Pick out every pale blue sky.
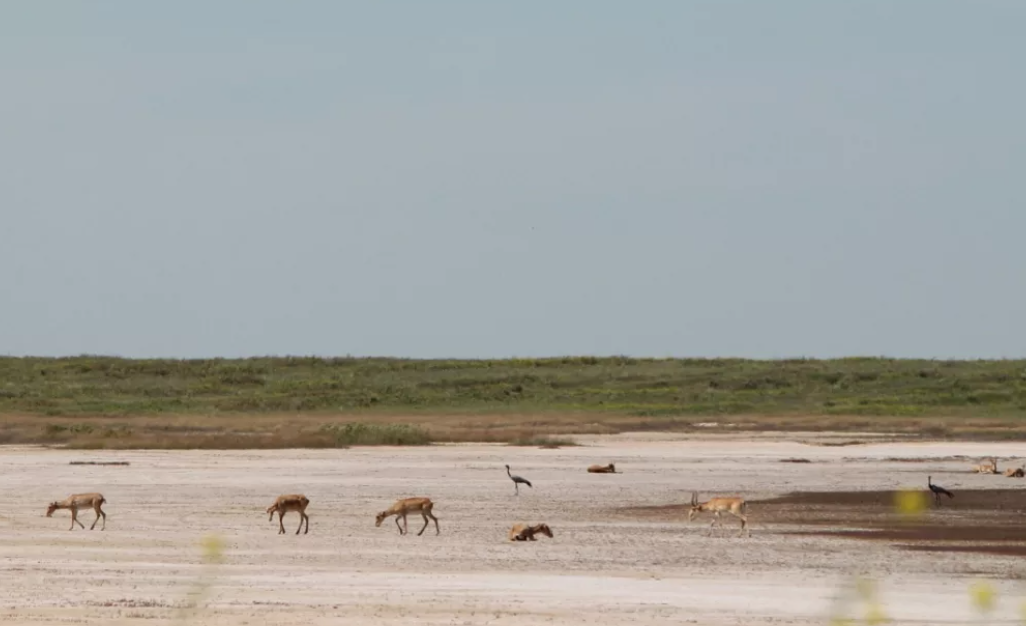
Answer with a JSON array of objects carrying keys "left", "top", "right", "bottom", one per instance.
[{"left": 2, "top": 2, "right": 1023, "bottom": 359}]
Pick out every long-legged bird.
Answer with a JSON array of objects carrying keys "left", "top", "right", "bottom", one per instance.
[
  {"left": 506, "top": 464, "right": 532, "bottom": 495},
  {"left": 927, "top": 475, "right": 954, "bottom": 506}
]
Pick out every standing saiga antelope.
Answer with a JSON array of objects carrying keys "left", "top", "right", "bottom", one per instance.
[
  {"left": 375, "top": 497, "right": 440, "bottom": 536},
  {"left": 687, "top": 491, "right": 749, "bottom": 538},
  {"left": 46, "top": 492, "right": 107, "bottom": 531},
  {"left": 266, "top": 494, "right": 310, "bottom": 535}
]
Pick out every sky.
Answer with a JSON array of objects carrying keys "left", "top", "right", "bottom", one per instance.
[{"left": 1, "top": 1, "right": 1024, "bottom": 360}]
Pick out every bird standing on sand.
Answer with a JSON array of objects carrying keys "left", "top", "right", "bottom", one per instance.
[
  {"left": 506, "top": 464, "right": 532, "bottom": 495},
  {"left": 927, "top": 475, "right": 954, "bottom": 505}
]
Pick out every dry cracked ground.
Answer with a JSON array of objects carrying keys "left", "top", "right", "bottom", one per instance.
[{"left": 3, "top": 432, "right": 1026, "bottom": 625}]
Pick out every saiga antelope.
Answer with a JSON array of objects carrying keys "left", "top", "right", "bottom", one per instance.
[
  {"left": 973, "top": 458, "right": 999, "bottom": 474},
  {"left": 688, "top": 491, "right": 749, "bottom": 537},
  {"left": 266, "top": 494, "right": 310, "bottom": 535},
  {"left": 587, "top": 463, "right": 617, "bottom": 474},
  {"left": 375, "top": 497, "right": 440, "bottom": 536},
  {"left": 508, "top": 523, "right": 554, "bottom": 541},
  {"left": 46, "top": 492, "right": 107, "bottom": 531},
  {"left": 1006, "top": 466, "right": 1026, "bottom": 478}
]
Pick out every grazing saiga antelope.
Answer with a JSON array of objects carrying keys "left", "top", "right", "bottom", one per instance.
[
  {"left": 973, "top": 458, "right": 999, "bottom": 474},
  {"left": 266, "top": 494, "right": 310, "bottom": 535},
  {"left": 586, "top": 463, "right": 618, "bottom": 474},
  {"left": 46, "top": 492, "right": 107, "bottom": 531},
  {"left": 687, "top": 491, "right": 749, "bottom": 538},
  {"left": 508, "top": 523, "right": 554, "bottom": 541},
  {"left": 375, "top": 497, "right": 440, "bottom": 536}
]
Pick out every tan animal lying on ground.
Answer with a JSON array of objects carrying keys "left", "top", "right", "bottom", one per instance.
[
  {"left": 587, "top": 463, "right": 618, "bottom": 474},
  {"left": 46, "top": 492, "right": 107, "bottom": 531},
  {"left": 508, "top": 523, "right": 554, "bottom": 541},
  {"left": 1005, "top": 466, "right": 1025, "bottom": 478},
  {"left": 973, "top": 458, "right": 999, "bottom": 474},
  {"left": 375, "top": 497, "right": 440, "bottom": 536},
  {"left": 267, "top": 494, "right": 310, "bottom": 535}
]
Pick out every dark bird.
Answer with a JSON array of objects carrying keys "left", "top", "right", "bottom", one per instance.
[
  {"left": 506, "top": 464, "right": 533, "bottom": 495},
  {"left": 927, "top": 475, "right": 954, "bottom": 505}
]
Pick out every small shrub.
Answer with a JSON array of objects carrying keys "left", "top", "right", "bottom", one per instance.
[
  {"left": 507, "top": 435, "right": 578, "bottom": 448},
  {"left": 319, "top": 422, "right": 432, "bottom": 446}
]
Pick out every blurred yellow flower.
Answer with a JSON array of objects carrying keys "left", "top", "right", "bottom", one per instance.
[
  {"left": 200, "top": 534, "right": 226, "bottom": 564},
  {"left": 864, "top": 602, "right": 889, "bottom": 625},
  {"left": 855, "top": 577, "right": 876, "bottom": 599},
  {"left": 969, "top": 580, "right": 996, "bottom": 613},
  {"left": 894, "top": 488, "right": 928, "bottom": 518}
]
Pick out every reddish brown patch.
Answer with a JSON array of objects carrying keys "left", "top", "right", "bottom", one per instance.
[{"left": 615, "top": 488, "right": 1026, "bottom": 556}]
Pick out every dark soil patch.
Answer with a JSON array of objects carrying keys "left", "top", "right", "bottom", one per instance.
[
  {"left": 880, "top": 456, "right": 972, "bottom": 463},
  {"left": 616, "top": 488, "right": 1026, "bottom": 556},
  {"left": 899, "top": 544, "right": 1026, "bottom": 557},
  {"left": 756, "top": 488, "right": 1026, "bottom": 512},
  {"left": 69, "top": 461, "right": 131, "bottom": 466},
  {"left": 786, "top": 525, "right": 1026, "bottom": 542}
]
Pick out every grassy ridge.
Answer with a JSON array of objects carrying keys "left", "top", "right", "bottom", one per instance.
[
  {"left": 2, "top": 355, "right": 1024, "bottom": 416},
  {"left": 1, "top": 356, "right": 1025, "bottom": 447}
]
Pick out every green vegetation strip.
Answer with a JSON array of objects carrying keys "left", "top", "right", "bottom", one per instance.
[
  {"left": 1, "top": 356, "right": 1025, "bottom": 448},
  {"left": 1, "top": 355, "right": 1023, "bottom": 416}
]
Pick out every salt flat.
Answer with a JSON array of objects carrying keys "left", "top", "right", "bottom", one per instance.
[{"left": 2, "top": 435, "right": 1025, "bottom": 625}]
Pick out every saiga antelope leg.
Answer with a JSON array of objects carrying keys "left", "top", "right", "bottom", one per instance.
[
  {"left": 727, "top": 511, "right": 748, "bottom": 537},
  {"left": 90, "top": 506, "right": 105, "bottom": 530},
  {"left": 394, "top": 516, "right": 404, "bottom": 535},
  {"left": 707, "top": 512, "right": 719, "bottom": 536},
  {"left": 278, "top": 511, "right": 286, "bottom": 534}
]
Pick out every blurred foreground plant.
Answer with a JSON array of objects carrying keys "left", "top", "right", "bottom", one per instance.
[
  {"left": 827, "top": 576, "right": 890, "bottom": 625},
  {"left": 893, "top": 487, "right": 928, "bottom": 520},
  {"left": 969, "top": 579, "right": 997, "bottom": 615},
  {"left": 823, "top": 488, "right": 1024, "bottom": 625},
  {"left": 172, "top": 534, "right": 226, "bottom": 624}
]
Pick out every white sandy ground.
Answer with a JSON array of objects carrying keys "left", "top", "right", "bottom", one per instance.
[{"left": 2, "top": 433, "right": 1026, "bottom": 625}]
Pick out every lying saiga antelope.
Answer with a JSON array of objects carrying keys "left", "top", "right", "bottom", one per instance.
[
  {"left": 688, "top": 491, "right": 749, "bottom": 538},
  {"left": 973, "top": 458, "right": 999, "bottom": 474},
  {"left": 586, "top": 463, "right": 618, "bottom": 474},
  {"left": 508, "top": 523, "right": 554, "bottom": 541},
  {"left": 46, "top": 492, "right": 107, "bottom": 531}
]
